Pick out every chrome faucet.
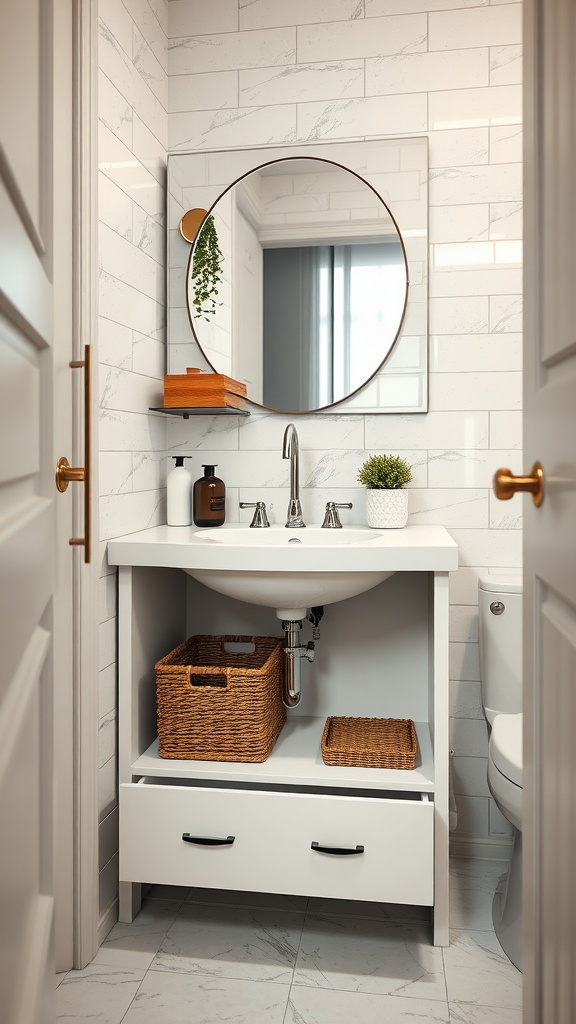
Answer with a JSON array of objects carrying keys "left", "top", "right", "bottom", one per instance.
[
  {"left": 282, "top": 423, "right": 305, "bottom": 528},
  {"left": 321, "top": 501, "right": 353, "bottom": 528},
  {"left": 239, "top": 501, "right": 270, "bottom": 528}
]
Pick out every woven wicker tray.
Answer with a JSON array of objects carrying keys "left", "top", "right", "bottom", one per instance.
[{"left": 321, "top": 716, "right": 418, "bottom": 770}]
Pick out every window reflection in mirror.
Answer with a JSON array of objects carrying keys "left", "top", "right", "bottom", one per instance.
[{"left": 263, "top": 241, "right": 406, "bottom": 410}]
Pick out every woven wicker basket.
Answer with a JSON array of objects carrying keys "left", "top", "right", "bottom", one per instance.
[
  {"left": 155, "top": 635, "right": 285, "bottom": 762},
  {"left": 321, "top": 716, "right": 418, "bottom": 770}
]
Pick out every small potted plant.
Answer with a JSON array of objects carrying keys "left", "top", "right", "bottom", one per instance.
[{"left": 357, "top": 454, "right": 413, "bottom": 529}]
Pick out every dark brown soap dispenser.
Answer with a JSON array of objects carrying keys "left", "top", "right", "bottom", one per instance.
[{"left": 193, "top": 464, "right": 226, "bottom": 527}]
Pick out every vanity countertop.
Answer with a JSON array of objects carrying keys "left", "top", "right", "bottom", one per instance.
[{"left": 107, "top": 523, "right": 458, "bottom": 573}]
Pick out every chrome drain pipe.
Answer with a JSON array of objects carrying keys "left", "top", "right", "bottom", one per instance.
[{"left": 281, "top": 619, "right": 315, "bottom": 707}]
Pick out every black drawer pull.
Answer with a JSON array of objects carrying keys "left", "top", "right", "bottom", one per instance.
[
  {"left": 311, "top": 842, "right": 364, "bottom": 856},
  {"left": 182, "top": 833, "right": 235, "bottom": 846}
]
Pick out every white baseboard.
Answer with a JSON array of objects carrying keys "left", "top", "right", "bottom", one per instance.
[
  {"left": 450, "top": 834, "right": 513, "bottom": 860},
  {"left": 98, "top": 897, "right": 118, "bottom": 947}
]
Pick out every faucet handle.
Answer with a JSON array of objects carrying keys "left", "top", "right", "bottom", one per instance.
[
  {"left": 321, "top": 501, "right": 353, "bottom": 529},
  {"left": 239, "top": 501, "right": 270, "bottom": 528}
]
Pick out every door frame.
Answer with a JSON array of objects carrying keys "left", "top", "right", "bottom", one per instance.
[
  {"left": 67, "top": 0, "right": 100, "bottom": 970},
  {"left": 522, "top": 0, "right": 576, "bottom": 1016}
]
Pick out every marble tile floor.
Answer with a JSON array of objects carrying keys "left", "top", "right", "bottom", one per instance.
[{"left": 56, "top": 857, "right": 522, "bottom": 1023}]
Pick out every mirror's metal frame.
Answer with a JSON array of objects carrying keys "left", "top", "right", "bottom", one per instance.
[{"left": 167, "top": 138, "right": 428, "bottom": 415}]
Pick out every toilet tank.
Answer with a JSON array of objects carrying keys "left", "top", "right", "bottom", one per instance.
[{"left": 478, "top": 574, "right": 523, "bottom": 725}]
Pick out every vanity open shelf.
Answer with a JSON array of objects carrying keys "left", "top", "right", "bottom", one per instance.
[
  {"left": 131, "top": 717, "right": 434, "bottom": 792},
  {"left": 108, "top": 524, "right": 457, "bottom": 946}
]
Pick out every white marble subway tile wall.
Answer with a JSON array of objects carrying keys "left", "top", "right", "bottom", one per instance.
[
  {"left": 97, "top": 0, "right": 169, "bottom": 939},
  {"left": 166, "top": 0, "right": 522, "bottom": 854}
]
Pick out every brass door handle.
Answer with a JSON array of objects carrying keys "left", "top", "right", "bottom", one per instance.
[
  {"left": 493, "top": 461, "right": 544, "bottom": 507},
  {"left": 55, "top": 344, "right": 92, "bottom": 561},
  {"left": 55, "top": 457, "right": 85, "bottom": 491}
]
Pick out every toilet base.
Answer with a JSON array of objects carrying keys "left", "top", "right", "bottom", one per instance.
[{"left": 492, "top": 827, "right": 522, "bottom": 971}]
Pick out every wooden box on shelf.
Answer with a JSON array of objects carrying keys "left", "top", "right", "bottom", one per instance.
[{"left": 163, "top": 367, "right": 247, "bottom": 410}]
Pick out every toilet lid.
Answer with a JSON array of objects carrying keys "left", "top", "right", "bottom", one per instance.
[
  {"left": 478, "top": 573, "right": 523, "bottom": 594},
  {"left": 490, "top": 713, "right": 523, "bottom": 787}
]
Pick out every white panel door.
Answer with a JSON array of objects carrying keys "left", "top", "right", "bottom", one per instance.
[
  {"left": 522, "top": 0, "right": 576, "bottom": 1020},
  {"left": 0, "top": 0, "right": 75, "bottom": 1018}
]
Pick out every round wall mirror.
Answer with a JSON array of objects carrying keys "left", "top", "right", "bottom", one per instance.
[{"left": 185, "top": 157, "right": 409, "bottom": 415}]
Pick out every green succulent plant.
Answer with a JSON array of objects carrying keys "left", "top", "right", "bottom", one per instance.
[
  {"left": 191, "top": 215, "right": 224, "bottom": 320},
  {"left": 357, "top": 454, "right": 413, "bottom": 489}
]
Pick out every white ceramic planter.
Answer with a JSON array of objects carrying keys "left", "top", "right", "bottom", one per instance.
[{"left": 365, "top": 488, "right": 408, "bottom": 529}]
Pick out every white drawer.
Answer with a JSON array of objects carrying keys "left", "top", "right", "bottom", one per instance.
[{"left": 120, "top": 782, "right": 434, "bottom": 906}]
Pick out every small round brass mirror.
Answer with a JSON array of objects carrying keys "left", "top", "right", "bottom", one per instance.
[{"left": 179, "top": 208, "right": 208, "bottom": 243}]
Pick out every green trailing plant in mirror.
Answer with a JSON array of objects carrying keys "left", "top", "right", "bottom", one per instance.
[
  {"left": 358, "top": 454, "right": 413, "bottom": 489},
  {"left": 191, "top": 216, "right": 224, "bottom": 320}
]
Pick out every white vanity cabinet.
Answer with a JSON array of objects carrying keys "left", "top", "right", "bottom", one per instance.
[{"left": 108, "top": 525, "right": 457, "bottom": 946}]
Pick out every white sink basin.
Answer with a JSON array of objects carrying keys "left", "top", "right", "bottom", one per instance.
[
  {"left": 193, "top": 526, "right": 383, "bottom": 547},
  {"left": 107, "top": 523, "right": 459, "bottom": 622},
  {"left": 187, "top": 524, "right": 396, "bottom": 619}
]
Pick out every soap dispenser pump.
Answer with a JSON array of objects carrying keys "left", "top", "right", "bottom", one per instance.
[
  {"left": 167, "top": 456, "right": 192, "bottom": 526},
  {"left": 193, "top": 464, "right": 225, "bottom": 527}
]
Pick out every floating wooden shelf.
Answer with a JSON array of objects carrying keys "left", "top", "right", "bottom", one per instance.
[{"left": 149, "top": 407, "right": 250, "bottom": 419}]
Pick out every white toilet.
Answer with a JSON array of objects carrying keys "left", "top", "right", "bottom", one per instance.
[{"left": 478, "top": 574, "right": 523, "bottom": 971}]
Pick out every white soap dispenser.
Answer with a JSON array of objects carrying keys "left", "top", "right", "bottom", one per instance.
[{"left": 167, "top": 456, "right": 192, "bottom": 526}]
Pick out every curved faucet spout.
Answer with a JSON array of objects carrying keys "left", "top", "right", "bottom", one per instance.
[{"left": 282, "top": 423, "right": 306, "bottom": 528}]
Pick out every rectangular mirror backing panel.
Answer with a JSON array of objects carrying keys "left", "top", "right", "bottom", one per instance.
[{"left": 167, "top": 137, "right": 428, "bottom": 415}]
